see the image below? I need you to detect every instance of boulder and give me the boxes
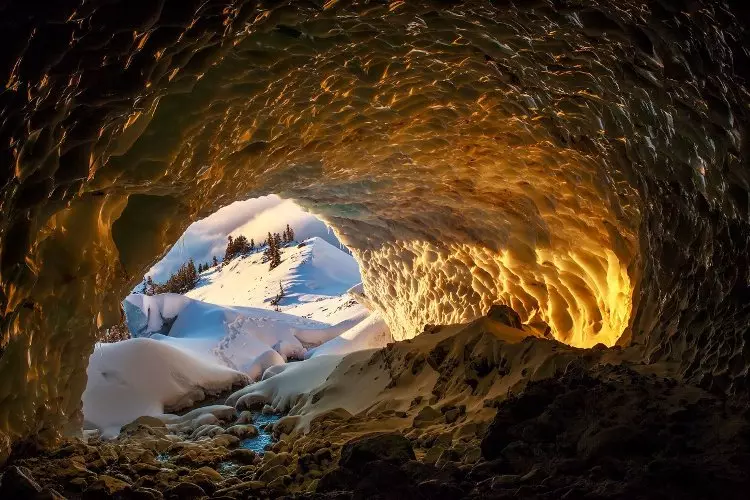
[36,488,67,499]
[225,424,258,439]
[163,481,206,499]
[259,464,288,483]
[83,474,131,499]
[486,304,522,329]
[339,433,415,471]
[0,466,42,498]
[211,434,240,449]
[237,394,269,411]
[413,405,442,427]
[229,448,257,465]
[235,411,253,425]
[122,415,167,433]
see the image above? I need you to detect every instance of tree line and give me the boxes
[142,224,296,295]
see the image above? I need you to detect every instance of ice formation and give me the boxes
[0,0,748,461]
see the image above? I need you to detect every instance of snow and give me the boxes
[186,237,363,325]
[226,355,346,412]
[85,237,392,437]
[82,338,247,438]
[306,312,391,358]
[144,196,345,283]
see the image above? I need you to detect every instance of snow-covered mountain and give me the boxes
[187,237,364,325]
[84,238,391,437]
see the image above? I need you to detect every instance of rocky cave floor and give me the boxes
[3,310,750,499]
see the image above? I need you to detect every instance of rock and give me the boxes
[491,474,522,489]
[121,415,167,435]
[189,414,219,431]
[297,453,316,473]
[264,451,291,468]
[339,433,416,471]
[211,434,240,449]
[267,475,292,490]
[131,488,164,499]
[486,304,522,329]
[134,463,162,475]
[83,474,131,499]
[273,415,300,437]
[435,448,462,468]
[195,466,223,482]
[444,408,461,424]
[229,448,257,464]
[163,481,206,499]
[214,480,266,496]
[577,424,643,460]
[259,464,288,483]
[424,445,445,464]
[70,477,88,490]
[190,424,224,440]
[238,394,269,411]
[261,404,275,415]
[309,407,353,425]
[235,411,253,425]
[36,488,67,500]
[225,424,258,439]
[413,405,442,427]
[313,447,332,465]
[463,446,482,464]
[0,465,42,498]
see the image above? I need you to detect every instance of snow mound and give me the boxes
[306,312,391,358]
[82,338,248,438]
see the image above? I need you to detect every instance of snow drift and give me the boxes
[85,237,392,436]
[82,338,248,438]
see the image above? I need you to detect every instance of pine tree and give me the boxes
[235,235,250,255]
[250,238,255,252]
[263,232,274,262]
[270,281,285,311]
[284,224,295,243]
[224,235,234,261]
[185,259,198,292]
[271,233,282,269]
[212,256,219,267]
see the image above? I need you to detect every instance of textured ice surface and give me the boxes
[1,0,748,460]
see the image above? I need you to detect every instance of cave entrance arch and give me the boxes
[1,0,748,463]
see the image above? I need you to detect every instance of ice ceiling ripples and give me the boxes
[0,0,748,460]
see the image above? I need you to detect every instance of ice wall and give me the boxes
[0,0,748,461]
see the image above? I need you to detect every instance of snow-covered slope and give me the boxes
[187,237,364,325]
[85,238,392,436]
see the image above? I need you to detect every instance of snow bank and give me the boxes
[123,293,191,336]
[82,338,247,438]
[306,313,391,358]
[226,355,345,412]
[123,293,365,378]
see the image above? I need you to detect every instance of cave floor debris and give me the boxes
[3,310,750,498]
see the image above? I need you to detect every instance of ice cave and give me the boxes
[1,1,750,498]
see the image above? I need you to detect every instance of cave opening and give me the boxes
[85,194,384,440]
[1,2,750,496]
